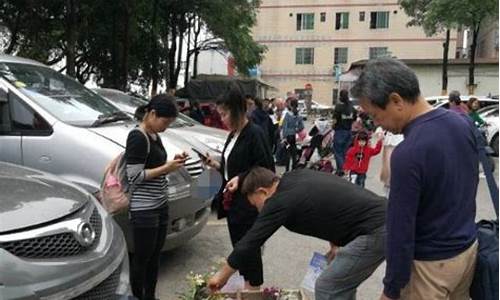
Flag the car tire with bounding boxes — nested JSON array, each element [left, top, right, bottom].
[[491, 134, 499, 157]]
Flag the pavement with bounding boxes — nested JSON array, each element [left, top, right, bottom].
[[155, 127, 499, 300]]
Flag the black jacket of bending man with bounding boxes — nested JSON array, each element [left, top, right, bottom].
[[215, 121, 275, 224], [227, 169, 386, 271]]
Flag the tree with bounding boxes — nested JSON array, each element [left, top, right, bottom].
[[0, 0, 267, 94], [399, 0, 456, 95], [422, 0, 499, 94], [198, 0, 266, 76]]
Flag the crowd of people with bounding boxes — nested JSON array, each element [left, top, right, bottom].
[[123, 57, 488, 300]]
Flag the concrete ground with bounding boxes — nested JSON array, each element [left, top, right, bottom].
[[155, 128, 499, 299]]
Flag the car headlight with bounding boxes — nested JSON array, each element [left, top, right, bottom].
[[166, 170, 191, 201]]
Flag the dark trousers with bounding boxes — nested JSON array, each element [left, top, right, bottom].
[[350, 172, 367, 187], [333, 130, 352, 175], [228, 222, 263, 286], [285, 135, 298, 172], [130, 206, 169, 300]]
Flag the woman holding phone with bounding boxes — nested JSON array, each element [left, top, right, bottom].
[[127, 94, 188, 300], [202, 86, 275, 290]]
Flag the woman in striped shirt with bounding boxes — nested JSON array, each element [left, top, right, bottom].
[[126, 94, 188, 300]]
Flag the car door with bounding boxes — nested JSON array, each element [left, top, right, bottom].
[[0, 84, 53, 166], [0, 84, 22, 165]]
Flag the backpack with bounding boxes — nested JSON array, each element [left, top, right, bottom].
[[469, 121, 499, 300], [99, 127, 150, 214]]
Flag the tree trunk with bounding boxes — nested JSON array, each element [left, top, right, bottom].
[[441, 28, 450, 95], [184, 16, 193, 86], [167, 17, 178, 89], [192, 16, 201, 79], [120, 0, 132, 91], [109, 9, 119, 88], [5, 11, 21, 54], [150, 0, 159, 97], [65, 0, 77, 78], [468, 24, 480, 95], [174, 17, 186, 87]]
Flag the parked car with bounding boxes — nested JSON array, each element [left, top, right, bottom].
[[298, 99, 333, 119], [479, 105, 499, 156], [0, 162, 130, 299], [426, 95, 498, 109], [0, 55, 212, 251], [93, 88, 227, 155]]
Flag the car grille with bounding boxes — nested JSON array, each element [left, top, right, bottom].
[[0, 207, 102, 259], [185, 158, 204, 179], [73, 263, 122, 300]]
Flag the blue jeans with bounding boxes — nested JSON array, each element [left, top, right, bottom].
[[333, 130, 352, 174], [315, 226, 386, 300]]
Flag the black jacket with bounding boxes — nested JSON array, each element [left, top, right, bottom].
[[216, 121, 275, 224]]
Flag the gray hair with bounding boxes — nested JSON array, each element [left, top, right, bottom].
[[350, 58, 421, 109], [449, 90, 461, 104]]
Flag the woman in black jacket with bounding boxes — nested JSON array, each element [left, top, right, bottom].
[[204, 87, 275, 289]]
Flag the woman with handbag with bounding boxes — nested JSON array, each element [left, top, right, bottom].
[[126, 94, 188, 300], [203, 86, 275, 290]]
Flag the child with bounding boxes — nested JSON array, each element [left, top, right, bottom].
[[343, 131, 383, 187]]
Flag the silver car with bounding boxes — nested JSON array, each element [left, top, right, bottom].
[[93, 88, 227, 155], [0, 162, 130, 299], [0, 55, 212, 251]]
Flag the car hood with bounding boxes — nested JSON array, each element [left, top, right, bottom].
[[0, 163, 89, 233], [87, 122, 203, 159], [172, 125, 227, 152]]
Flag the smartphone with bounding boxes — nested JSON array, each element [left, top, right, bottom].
[[191, 148, 208, 160]]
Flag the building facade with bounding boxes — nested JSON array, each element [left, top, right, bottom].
[[252, 0, 459, 104]]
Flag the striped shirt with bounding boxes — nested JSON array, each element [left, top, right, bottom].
[[125, 128, 168, 211]]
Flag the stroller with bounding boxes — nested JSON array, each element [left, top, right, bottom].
[[297, 117, 335, 173]]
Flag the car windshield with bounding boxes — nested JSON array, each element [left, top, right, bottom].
[[0, 62, 125, 126], [95, 89, 197, 127]]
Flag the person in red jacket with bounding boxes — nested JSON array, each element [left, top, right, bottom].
[[343, 131, 383, 187]]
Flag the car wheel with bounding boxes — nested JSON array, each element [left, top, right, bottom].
[[491, 134, 499, 157]]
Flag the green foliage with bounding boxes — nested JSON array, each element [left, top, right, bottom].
[[0, 0, 266, 90]]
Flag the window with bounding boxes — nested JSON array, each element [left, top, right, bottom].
[[335, 12, 349, 30], [296, 13, 314, 31], [296, 48, 315, 64], [369, 47, 389, 59], [334, 48, 348, 64], [359, 11, 365, 22], [0, 91, 51, 135], [370, 11, 389, 29], [320, 12, 326, 22]]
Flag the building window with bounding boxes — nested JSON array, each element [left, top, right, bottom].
[[369, 47, 389, 59], [296, 13, 314, 31], [320, 12, 326, 22], [296, 48, 315, 64], [370, 11, 389, 29], [335, 12, 349, 30], [359, 11, 365, 22], [334, 48, 348, 64]]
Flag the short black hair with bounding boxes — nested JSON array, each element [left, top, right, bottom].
[[350, 58, 421, 109], [241, 167, 279, 195], [357, 131, 369, 141], [135, 93, 178, 120], [339, 89, 350, 103]]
